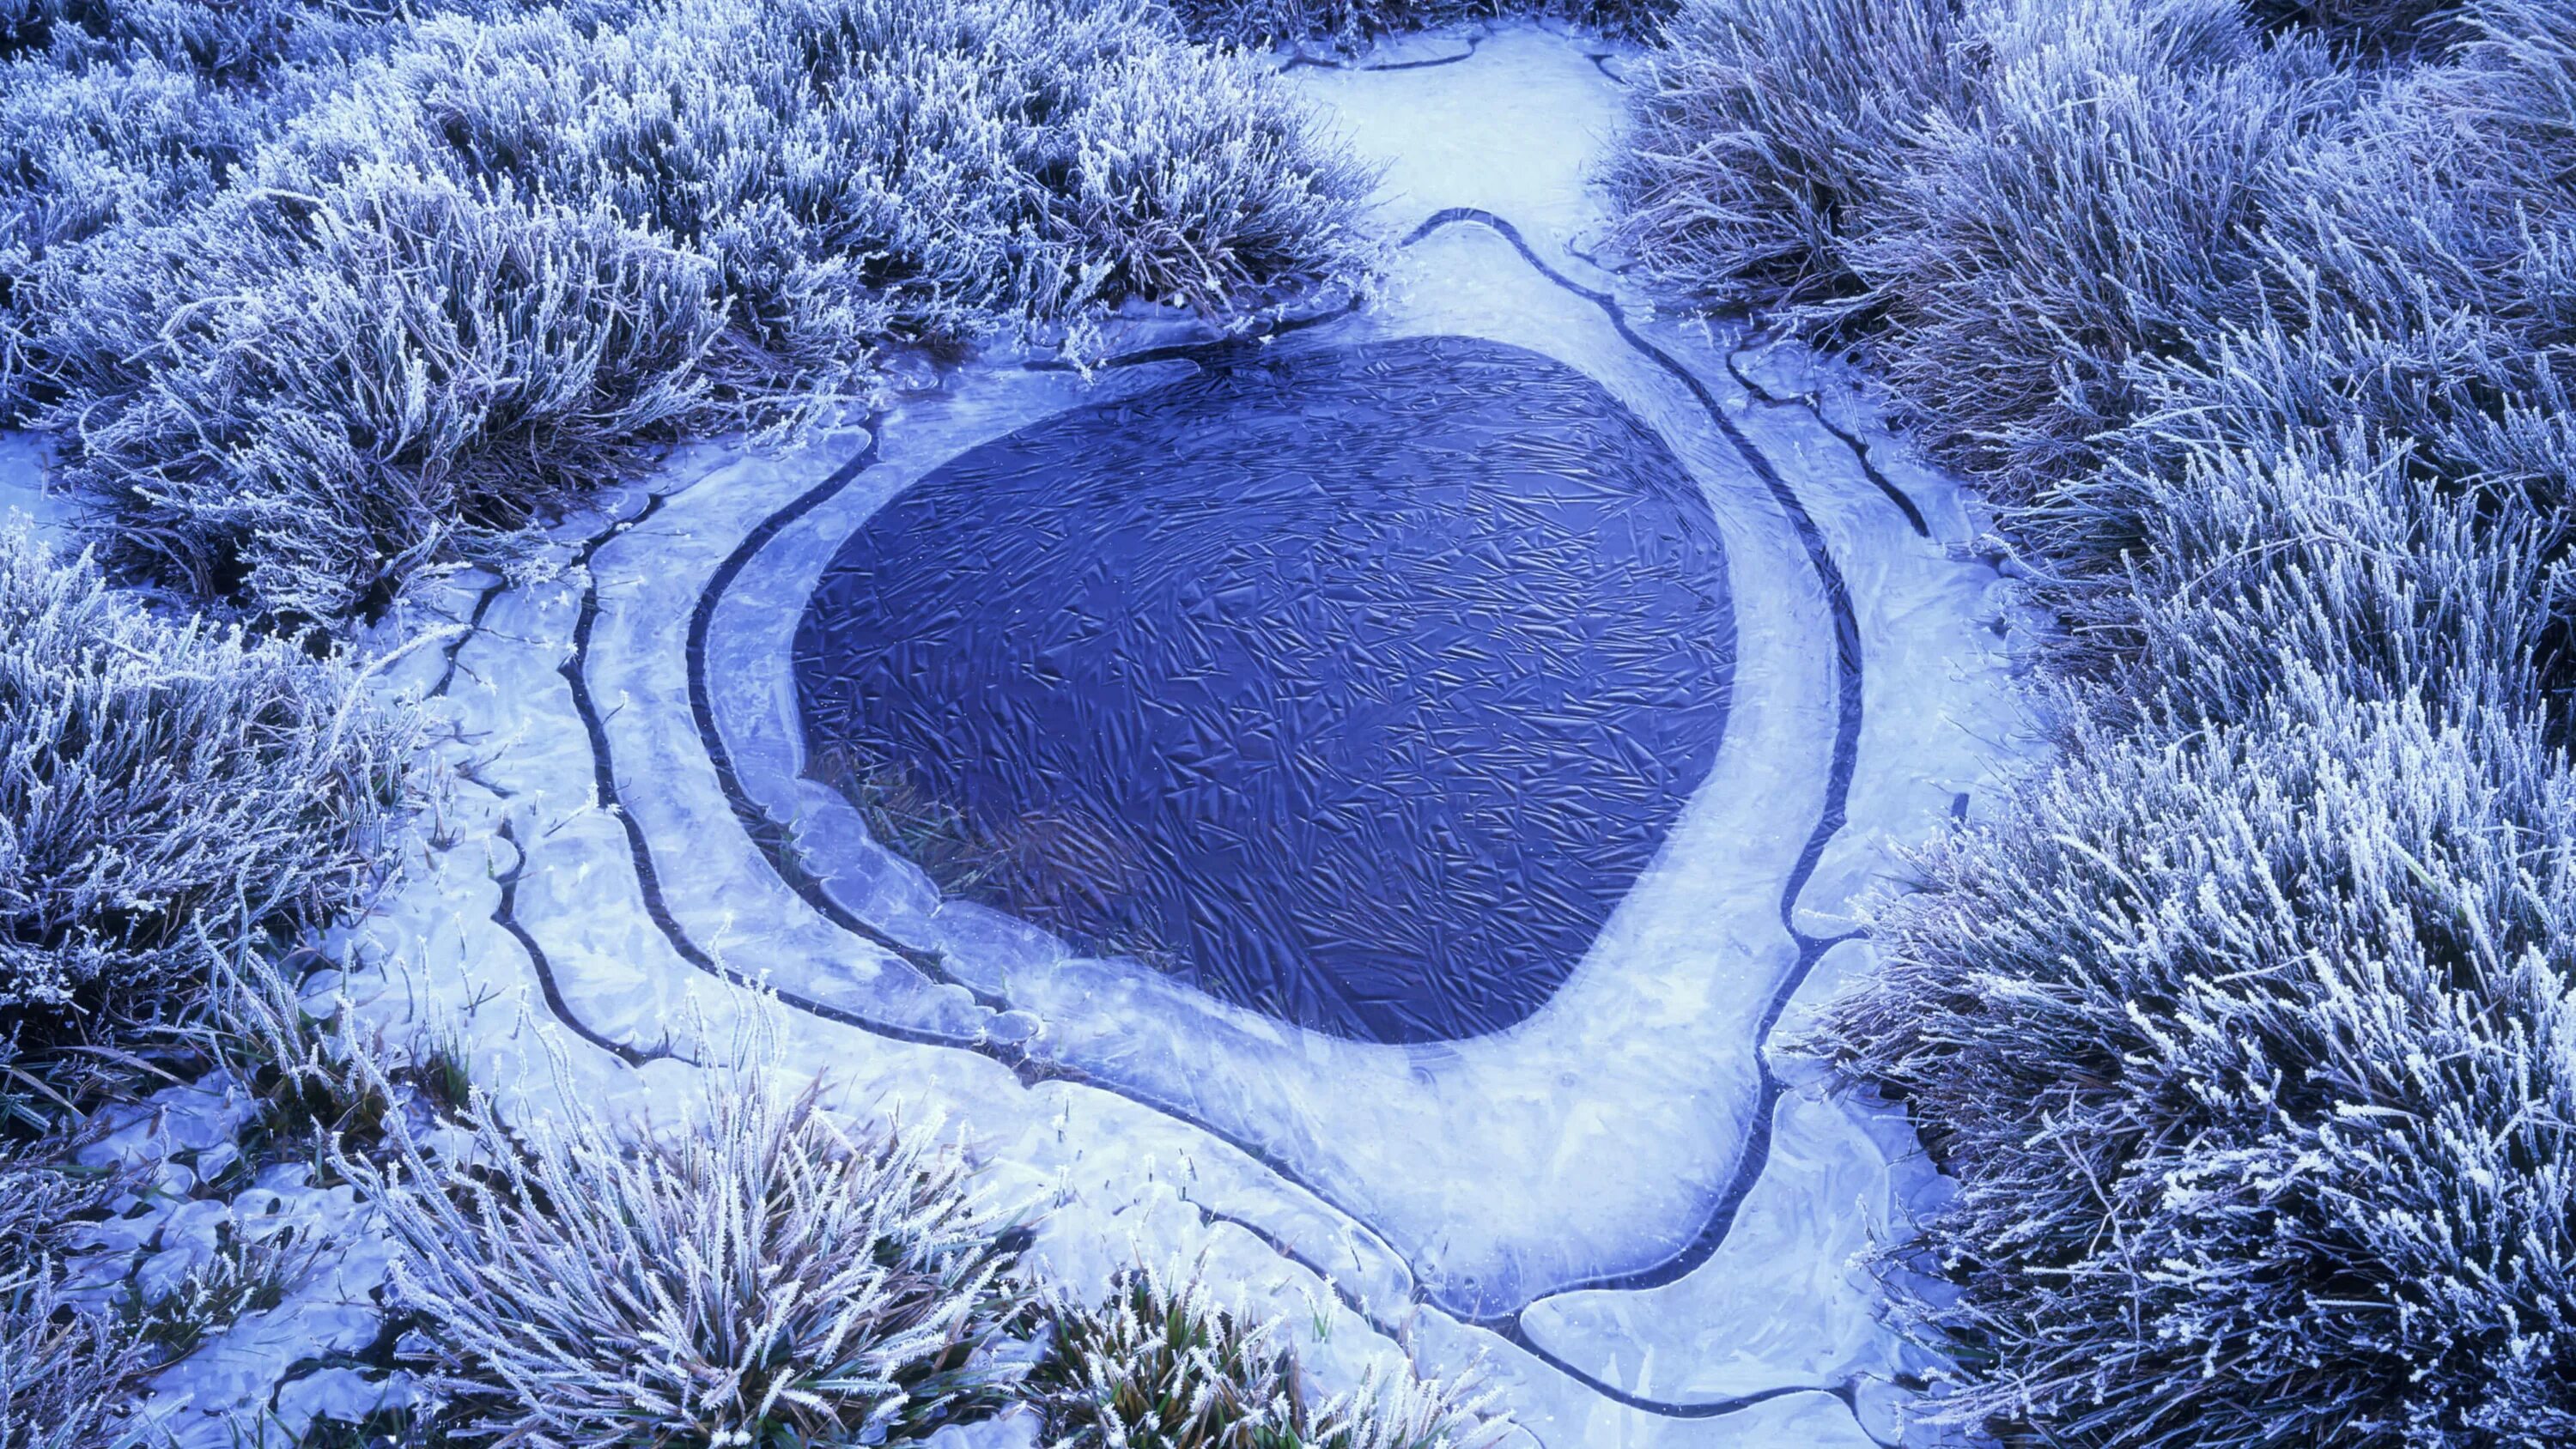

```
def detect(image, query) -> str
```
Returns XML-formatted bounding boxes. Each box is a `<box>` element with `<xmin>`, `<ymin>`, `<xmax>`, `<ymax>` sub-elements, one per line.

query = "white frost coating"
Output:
<box><xmin>325</xmin><ymin>22</ymin><xmax>2039</xmax><ymax>1447</ymax></box>
<box><xmin>1295</xmin><ymin>26</ymin><xmax>1630</xmax><ymax>276</ymax></box>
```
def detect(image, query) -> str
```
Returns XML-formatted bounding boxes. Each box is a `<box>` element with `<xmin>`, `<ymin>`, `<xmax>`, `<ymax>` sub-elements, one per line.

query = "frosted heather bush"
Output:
<box><xmin>0</xmin><ymin>524</ymin><xmax>413</xmax><ymax>1021</ymax></box>
<box><xmin>361</xmin><ymin>1058</ymin><xmax>1035</xmax><ymax>1447</ymax></box>
<box><xmin>0</xmin><ymin>1261</ymin><xmax>141</xmax><ymax>1448</ymax></box>
<box><xmin>1845</xmin><ymin>0</ymin><xmax>2348</xmax><ymax>497</ymax></box>
<box><xmin>12</xmin><ymin>0</ymin><xmax>1371</xmax><ymax>627</ymax></box>
<box><xmin>1619</xmin><ymin>0</ymin><xmax>2576</xmax><ymax>1440</ymax></box>
<box><xmin>0</xmin><ymin>0</ymin><xmax>498</xmax><ymax>411</ymax></box>
<box><xmin>2245</xmin><ymin>0</ymin><xmax>2464</xmax><ymax>55</ymax></box>
<box><xmin>35</xmin><ymin>164</ymin><xmax>742</xmax><ymax>623</ymax></box>
<box><xmin>1607</xmin><ymin>0</ymin><xmax>1960</xmax><ymax>318</ymax></box>
<box><xmin>1030</xmin><ymin>1262</ymin><xmax>1504</xmax><ymax>1449</ymax></box>
<box><xmin>1617</xmin><ymin>0</ymin><xmax>2352</xmax><ymax>498</ymax></box>
<box><xmin>276</xmin><ymin>0</ymin><xmax>1370</xmax><ymax>348</ymax></box>
<box><xmin>0</xmin><ymin>0</ymin><xmax>422</xmax><ymax>80</ymax></box>
<box><xmin>1172</xmin><ymin>0</ymin><xmax>1659</xmax><ymax>45</ymax></box>
<box><xmin>1808</xmin><ymin>679</ymin><xmax>2576</xmax><ymax>1446</ymax></box>
<box><xmin>0</xmin><ymin>55</ymin><xmax>276</xmax><ymax>410</ymax></box>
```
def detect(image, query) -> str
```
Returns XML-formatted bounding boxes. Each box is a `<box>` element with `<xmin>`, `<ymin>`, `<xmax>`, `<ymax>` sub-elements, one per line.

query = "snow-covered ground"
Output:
<box><xmin>7</xmin><ymin>25</ymin><xmax>2044</xmax><ymax>1447</ymax></box>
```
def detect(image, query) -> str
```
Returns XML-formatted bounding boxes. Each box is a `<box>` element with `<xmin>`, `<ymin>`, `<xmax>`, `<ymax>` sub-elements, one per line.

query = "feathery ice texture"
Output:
<box><xmin>0</xmin><ymin>524</ymin><xmax>412</xmax><ymax>1022</ymax></box>
<box><xmin>361</xmin><ymin>1062</ymin><xmax>1036</xmax><ymax>1447</ymax></box>
<box><xmin>1030</xmin><ymin>1263</ymin><xmax>1504</xmax><ymax>1449</ymax></box>
<box><xmin>2</xmin><ymin>0</ymin><xmax>1371</xmax><ymax>627</ymax></box>
<box><xmin>1619</xmin><ymin>0</ymin><xmax>2576</xmax><ymax>1443</ymax></box>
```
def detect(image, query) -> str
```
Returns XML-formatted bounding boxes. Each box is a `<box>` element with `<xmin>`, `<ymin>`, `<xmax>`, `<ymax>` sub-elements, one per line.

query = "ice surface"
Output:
<box><xmin>319</xmin><ymin>23</ymin><xmax>2041</xmax><ymax>1446</ymax></box>
<box><xmin>0</xmin><ymin>431</ymin><xmax>73</xmax><ymax>542</ymax></box>
<box><xmin>58</xmin><ymin>1073</ymin><xmax>410</xmax><ymax>1448</ymax></box>
<box><xmin>1519</xmin><ymin>1088</ymin><xmax>1943</xmax><ymax>1402</ymax></box>
<box><xmin>793</xmin><ymin>334</ymin><xmax>1735</xmax><ymax>1045</ymax></box>
<box><xmin>696</xmin><ymin>239</ymin><xmax>1824</xmax><ymax>1319</ymax></box>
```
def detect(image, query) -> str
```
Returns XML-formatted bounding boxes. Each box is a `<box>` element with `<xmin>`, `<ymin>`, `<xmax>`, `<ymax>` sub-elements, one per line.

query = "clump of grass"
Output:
<box><xmin>0</xmin><ymin>1143</ymin><xmax>147</xmax><ymax>1446</ymax></box>
<box><xmin>1808</xmin><ymin>678</ymin><xmax>2576</xmax><ymax>1446</ymax></box>
<box><xmin>183</xmin><ymin>939</ymin><xmax>410</xmax><ymax>1179</ymax></box>
<box><xmin>120</xmin><ymin>1218</ymin><xmax>319</xmax><ymax>1364</ymax></box>
<box><xmin>1608</xmin><ymin>0</ymin><xmax>1963</xmax><ymax>320</ymax></box>
<box><xmin>0</xmin><ymin>524</ymin><xmax>415</xmax><ymax>1073</ymax></box>
<box><xmin>1844</xmin><ymin>0</ymin><xmax>2351</xmax><ymax>495</ymax></box>
<box><xmin>808</xmin><ymin>746</ymin><xmax>1004</xmax><ymax>900</ymax></box>
<box><xmin>356</xmin><ymin>1053</ymin><xmax>1037</xmax><ymax>1446</ymax></box>
<box><xmin>1030</xmin><ymin>1262</ymin><xmax>1504</xmax><ymax>1449</ymax></box>
<box><xmin>0</xmin><ymin>1258</ymin><xmax>146</xmax><ymax>1448</ymax></box>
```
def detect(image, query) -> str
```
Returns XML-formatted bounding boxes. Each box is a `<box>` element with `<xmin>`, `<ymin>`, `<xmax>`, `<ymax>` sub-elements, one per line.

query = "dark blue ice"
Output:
<box><xmin>793</xmin><ymin>335</ymin><xmax>1733</xmax><ymax>1045</ymax></box>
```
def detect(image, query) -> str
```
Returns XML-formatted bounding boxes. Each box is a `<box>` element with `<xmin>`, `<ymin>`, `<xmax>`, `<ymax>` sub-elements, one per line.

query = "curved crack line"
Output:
<box><xmin>660</xmin><ymin>213</ymin><xmax>1893</xmax><ymax>1428</ymax></box>
<box><xmin>552</xmin><ymin>489</ymin><xmax>1060</xmax><ymax>1071</ymax></box>
<box><xmin>1184</xmin><ymin>1201</ymin><xmax>1394</xmax><ymax>1335</ymax></box>
<box><xmin>1400</xmin><ymin>209</ymin><xmax>1877</xmax><ymax>1420</ymax></box>
<box><xmin>428</xmin><ymin>573</ymin><xmax>508</xmax><ymax>700</ymax></box>
<box><xmin>1171</xmin><ymin>1197</ymin><xmax>1841</xmax><ymax>1434</ymax></box>
<box><xmin>490</xmin><ymin>817</ymin><xmax>682</xmax><ymax>1069</ymax></box>
<box><xmin>665</xmin><ymin>431</ymin><xmax>1007</xmax><ymax>1014</ymax></box>
<box><xmin>1277</xmin><ymin>27</ymin><xmax>1485</xmax><ymax>74</ymax></box>
<box><xmin>1722</xmin><ymin>348</ymin><xmax>1929</xmax><ymax>537</ymax></box>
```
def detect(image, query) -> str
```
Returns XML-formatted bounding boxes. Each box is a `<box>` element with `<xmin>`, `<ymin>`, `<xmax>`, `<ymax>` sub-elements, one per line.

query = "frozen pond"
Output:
<box><xmin>312</xmin><ymin>23</ymin><xmax>2044</xmax><ymax>1449</ymax></box>
<box><xmin>792</xmin><ymin>336</ymin><xmax>1733</xmax><ymax>1045</ymax></box>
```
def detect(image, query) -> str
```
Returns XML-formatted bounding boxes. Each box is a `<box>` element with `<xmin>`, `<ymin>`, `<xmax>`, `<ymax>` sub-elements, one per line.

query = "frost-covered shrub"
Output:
<box><xmin>2058</xmin><ymin>437</ymin><xmax>2561</xmax><ymax>727</ymax></box>
<box><xmin>0</xmin><ymin>524</ymin><xmax>413</xmax><ymax>1021</ymax></box>
<box><xmin>16</xmin><ymin>0</ymin><xmax>1369</xmax><ymax>626</ymax></box>
<box><xmin>1615</xmin><ymin>0</ymin><xmax>2350</xmax><ymax>494</ymax></box>
<box><xmin>2024</xmin><ymin>0</ymin><xmax>2576</xmax><ymax>663</ymax></box>
<box><xmin>1607</xmin><ymin>0</ymin><xmax>1959</xmax><ymax>318</ymax></box>
<box><xmin>1174</xmin><ymin>0</ymin><xmax>1658</xmax><ymax>45</ymax></box>
<box><xmin>34</xmin><ymin>165</ymin><xmax>742</xmax><ymax>624</ymax></box>
<box><xmin>1807</xmin><ymin>681</ymin><xmax>2576</xmax><ymax>1446</ymax></box>
<box><xmin>1847</xmin><ymin>0</ymin><xmax>2348</xmax><ymax>496</ymax></box>
<box><xmin>0</xmin><ymin>57</ymin><xmax>276</xmax><ymax>410</ymax></box>
<box><xmin>0</xmin><ymin>0</ymin><xmax>495</xmax><ymax>413</ymax></box>
<box><xmin>0</xmin><ymin>0</ymin><xmax>461</xmax><ymax>80</ymax></box>
<box><xmin>1030</xmin><ymin>1263</ymin><xmax>1503</xmax><ymax>1449</ymax></box>
<box><xmin>0</xmin><ymin>54</ymin><xmax>265</xmax><ymax>278</ymax></box>
<box><xmin>1621</xmin><ymin>0</ymin><xmax>2576</xmax><ymax>1440</ymax></box>
<box><xmin>278</xmin><ymin>0</ymin><xmax>1370</xmax><ymax>368</ymax></box>
<box><xmin>0</xmin><ymin>1263</ymin><xmax>140</xmax><ymax>1449</ymax></box>
<box><xmin>2246</xmin><ymin>0</ymin><xmax>2464</xmax><ymax>56</ymax></box>
<box><xmin>363</xmin><ymin>1064</ymin><xmax>1034</xmax><ymax>1447</ymax></box>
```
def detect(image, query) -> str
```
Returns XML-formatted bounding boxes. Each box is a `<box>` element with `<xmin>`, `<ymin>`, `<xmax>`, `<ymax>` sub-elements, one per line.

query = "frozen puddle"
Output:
<box><xmin>790</xmin><ymin>335</ymin><xmax>1733</xmax><ymax>1045</ymax></box>
<box><xmin>352</xmin><ymin>24</ymin><xmax>2037</xmax><ymax>1449</ymax></box>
